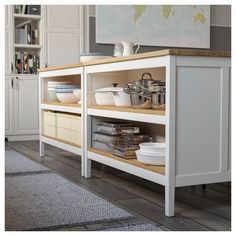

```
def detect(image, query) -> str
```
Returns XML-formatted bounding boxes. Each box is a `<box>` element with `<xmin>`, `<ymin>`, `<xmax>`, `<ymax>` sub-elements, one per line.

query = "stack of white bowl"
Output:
<box><xmin>54</xmin><ymin>85</ymin><xmax>81</xmax><ymax>103</ymax></box>
<box><xmin>135</xmin><ymin>142</ymin><xmax>165</xmax><ymax>165</ymax></box>
<box><xmin>47</xmin><ymin>81</ymin><xmax>71</xmax><ymax>102</ymax></box>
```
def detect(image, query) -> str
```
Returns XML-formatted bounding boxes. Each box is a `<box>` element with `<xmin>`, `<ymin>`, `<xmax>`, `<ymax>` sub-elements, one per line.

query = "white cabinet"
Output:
<box><xmin>44</xmin><ymin>5</ymin><xmax>82</xmax><ymax>67</ymax></box>
<box><xmin>14</xmin><ymin>76</ymin><xmax>39</xmax><ymax>135</ymax></box>
<box><xmin>5</xmin><ymin>76</ymin><xmax>14</xmax><ymax>135</ymax></box>
<box><xmin>5</xmin><ymin>5</ymin><xmax>84</xmax><ymax>140</ymax></box>
<box><xmin>5</xmin><ymin>5</ymin><xmax>12</xmax><ymax>75</ymax></box>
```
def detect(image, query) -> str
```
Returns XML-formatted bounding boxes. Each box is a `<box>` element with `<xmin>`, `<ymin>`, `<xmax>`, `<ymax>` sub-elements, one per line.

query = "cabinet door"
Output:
<box><xmin>5</xmin><ymin>76</ymin><xmax>14</xmax><ymax>135</ymax></box>
<box><xmin>5</xmin><ymin>5</ymin><xmax>13</xmax><ymax>75</ymax></box>
<box><xmin>44</xmin><ymin>5</ymin><xmax>81</xmax><ymax>67</ymax></box>
<box><xmin>14</xmin><ymin>76</ymin><xmax>39</xmax><ymax>135</ymax></box>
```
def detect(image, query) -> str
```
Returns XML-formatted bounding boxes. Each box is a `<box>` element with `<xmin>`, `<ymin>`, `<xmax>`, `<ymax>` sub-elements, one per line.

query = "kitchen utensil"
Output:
<box><xmin>121</xmin><ymin>41</ymin><xmax>140</xmax><ymax>56</ymax></box>
<box><xmin>56</xmin><ymin>93</ymin><xmax>79</xmax><ymax>103</ymax></box>
<box><xmin>94</xmin><ymin>83</ymin><xmax>131</xmax><ymax>107</ymax></box>
<box><xmin>110</xmin><ymin>83</ymin><xmax>131</xmax><ymax>107</ymax></box>
<box><xmin>135</xmin><ymin>150</ymin><xmax>165</xmax><ymax>165</ymax></box>
<box><xmin>151</xmin><ymin>92</ymin><xmax>165</xmax><ymax>109</ymax></box>
<box><xmin>139</xmin><ymin>142</ymin><xmax>165</xmax><ymax>153</ymax></box>
<box><xmin>80</xmin><ymin>53</ymin><xmax>113</xmax><ymax>62</ymax></box>
<box><xmin>94</xmin><ymin>87</ymin><xmax>115</xmax><ymax>106</ymax></box>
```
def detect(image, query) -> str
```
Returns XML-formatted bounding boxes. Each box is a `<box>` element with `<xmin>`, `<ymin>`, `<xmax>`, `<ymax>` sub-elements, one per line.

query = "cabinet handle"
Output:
<box><xmin>11</xmin><ymin>62</ymin><xmax>13</xmax><ymax>74</ymax></box>
<box><xmin>15</xmin><ymin>76</ymin><xmax>19</xmax><ymax>80</ymax></box>
<box><xmin>11</xmin><ymin>77</ymin><xmax>14</xmax><ymax>89</ymax></box>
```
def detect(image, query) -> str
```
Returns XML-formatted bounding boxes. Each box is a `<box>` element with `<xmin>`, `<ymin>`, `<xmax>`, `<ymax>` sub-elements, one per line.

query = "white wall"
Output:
<box><xmin>89</xmin><ymin>5</ymin><xmax>231</xmax><ymax>27</ymax></box>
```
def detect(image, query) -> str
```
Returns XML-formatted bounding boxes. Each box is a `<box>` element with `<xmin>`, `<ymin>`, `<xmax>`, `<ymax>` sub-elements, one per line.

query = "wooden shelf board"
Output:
<box><xmin>42</xmin><ymin>135</ymin><xmax>81</xmax><ymax>148</ymax></box>
<box><xmin>42</xmin><ymin>101</ymin><xmax>81</xmax><ymax>108</ymax></box>
<box><xmin>14</xmin><ymin>44</ymin><xmax>41</xmax><ymax>49</ymax></box>
<box><xmin>88</xmin><ymin>105</ymin><xmax>165</xmax><ymax>116</ymax></box>
<box><xmin>14</xmin><ymin>13</ymin><xmax>41</xmax><ymax>20</ymax></box>
<box><xmin>88</xmin><ymin>148</ymin><xmax>165</xmax><ymax>175</ymax></box>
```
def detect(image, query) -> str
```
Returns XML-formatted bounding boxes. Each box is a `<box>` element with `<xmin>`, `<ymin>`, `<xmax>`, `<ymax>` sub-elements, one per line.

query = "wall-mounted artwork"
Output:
<box><xmin>96</xmin><ymin>5</ymin><xmax>210</xmax><ymax>48</ymax></box>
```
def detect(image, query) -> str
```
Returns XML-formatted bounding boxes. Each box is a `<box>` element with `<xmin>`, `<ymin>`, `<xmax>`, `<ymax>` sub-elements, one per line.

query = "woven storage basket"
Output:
<box><xmin>44</xmin><ymin>111</ymin><xmax>56</xmax><ymax>126</ymax></box>
<box><xmin>70</xmin><ymin>115</ymin><xmax>81</xmax><ymax>132</ymax></box>
<box><xmin>71</xmin><ymin>131</ymin><xmax>81</xmax><ymax>145</ymax></box>
<box><xmin>44</xmin><ymin>124</ymin><xmax>56</xmax><ymax>138</ymax></box>
<box><xmin>57</xmin><ymin>113</ymin><xmax>71</xmax><ymax>129</ymax></box>
<box><xmin>57</xmin><ymin>127</ymin><xmax>72</xmax><ymax>143</ymax></box>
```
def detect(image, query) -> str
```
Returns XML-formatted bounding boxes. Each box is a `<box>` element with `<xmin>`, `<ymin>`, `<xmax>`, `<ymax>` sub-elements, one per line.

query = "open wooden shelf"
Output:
<box><xmin>42</xmin><ymin>135</ymin><xmax>81</xmax><ymax>148</ymax></box>
<box><xmin>88</xmin><ymin>105</ymin><xmax>165</xmax><ymax>115</ymax></box>
<box><xmin>42</xmin><ymin>101</ymin><xmax>81</xmax><ymax>107</ymax></box>
<box><xmin>14</xmin><ymin>13</ymin><xmax>41</xmax><ymax>20</ymax></box>
<box><xmin>88</xmin><ymin>148</ymin><xmax>165</xmax><ymax>175</ymax></box>
<box><xmin>41</xmin><ymin>102</ymin><xmax>81</xmax><ymax>114</ymax></box>
<box><xmin>14</xmin><ymin>44</ymin><xmax>42</xmax><ymax>49</ymax></box>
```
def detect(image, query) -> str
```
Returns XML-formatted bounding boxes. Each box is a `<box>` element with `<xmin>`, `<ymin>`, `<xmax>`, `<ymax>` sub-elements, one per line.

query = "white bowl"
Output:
<box><xmin>56</xmin><ymin>93</ymin><xmax>79</xmax><ymax>103</ymax></box>
<box><xmin>73</xmin><ymin>89</ymin><xmax>82</xmax><ymax>100</ymax></box>
<box><xmin>47</xmin><ymin>89</ymin><xmax>59</xmax><ymax>102</ymax></box>
<box><xmin>139</xmin><ymin>142</ymin><xmax>165</xmax><ymax>153</ymax></box>
<box><xmin>136</xmin><ymin>150</ymin><xmax>165</xmax><ymax>165</ymax></box>
<box><xmin>80</xmin><ymin>53</ymin><xmax>113</xmax><ymax>62</ymax></box>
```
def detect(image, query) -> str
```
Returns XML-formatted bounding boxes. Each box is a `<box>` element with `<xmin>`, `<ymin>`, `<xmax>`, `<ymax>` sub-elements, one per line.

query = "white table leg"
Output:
<box><xmin>165</xmin><ymin>185</ymin><xmax>175</xmax><ymax>217</ymax></box>
<box><xmin>39</xmin><ymin>141</ymin><xmax>45</xmax><ymax>157</ymax></box>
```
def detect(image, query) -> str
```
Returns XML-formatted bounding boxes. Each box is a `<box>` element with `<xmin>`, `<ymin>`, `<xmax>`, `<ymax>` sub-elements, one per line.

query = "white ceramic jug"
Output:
<box><xmin>121</xmin><ymin>41</ymin><xmax>140</xmax><ymax>56</ymax></box>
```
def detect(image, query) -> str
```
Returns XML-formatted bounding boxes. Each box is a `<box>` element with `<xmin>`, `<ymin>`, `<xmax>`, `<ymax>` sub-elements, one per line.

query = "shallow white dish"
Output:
<box><xmin>139</xmin><ymin>142</ymin><xmax>165</xmax><ymax>153</ymax></box>
<box><xmin>80</xmin><ymin>53</ymin><xmax>113</xmax><ymax>62</ymax></box>
<box><xmin>56</xmin><ymin>93</ymin><xmax>79</xmax><ymax>103</ymax></box>
<box><xmin>136</xmin><ymin>150</ymin><xmax>165</xmax><ymax>165</ymax></box>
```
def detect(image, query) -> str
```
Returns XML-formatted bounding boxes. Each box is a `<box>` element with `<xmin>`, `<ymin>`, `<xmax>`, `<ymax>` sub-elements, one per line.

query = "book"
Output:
<box><xmin>22</xmin><ymin>5</ymin><xmax>26</xmax><ymax>14</ymax></box>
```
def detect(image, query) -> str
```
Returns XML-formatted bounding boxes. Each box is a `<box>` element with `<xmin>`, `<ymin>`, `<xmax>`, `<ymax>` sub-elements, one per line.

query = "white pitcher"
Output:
<box><xmin>121</xmin><ymin>41</ymin><xmax>140</xmax><ymax>56</ymax></box>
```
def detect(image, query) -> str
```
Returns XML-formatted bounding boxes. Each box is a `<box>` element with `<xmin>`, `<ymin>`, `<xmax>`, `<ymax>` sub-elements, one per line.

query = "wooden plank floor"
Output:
<box><xmin>5</xmin><ymin>140</ymin><xmax>231</xmax><ymax>231</ymax></box>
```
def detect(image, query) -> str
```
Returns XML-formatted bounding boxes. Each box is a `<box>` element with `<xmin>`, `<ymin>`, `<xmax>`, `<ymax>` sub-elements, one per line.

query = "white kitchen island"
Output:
<box><xmin>39</xmin><ymin>49</ymin><xmax>231</xmax><ymax>217</ymax></box>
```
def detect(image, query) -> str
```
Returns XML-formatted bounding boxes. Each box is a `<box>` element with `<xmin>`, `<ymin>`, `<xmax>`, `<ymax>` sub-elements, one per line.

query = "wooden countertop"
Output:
<box><xmin>38</xmin><ymin>49</ymin><xmax>231</xmax><ymax>73</ymax></box>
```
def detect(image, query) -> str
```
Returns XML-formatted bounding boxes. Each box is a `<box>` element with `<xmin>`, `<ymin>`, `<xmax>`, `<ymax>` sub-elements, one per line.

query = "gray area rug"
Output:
<box><xmin>101</xmin><ymin>223</ymin><xmax>163</xmax><ymax>231</ymax></box>
<box><xmin>5</xmin><ymin>150</ymin><xmax>50</xmax><ymax>176</ymax></box>
<box><xmin>5</xmin><ymin>173</ymin><xmax>134</xmax><ymax>231</ymax></box>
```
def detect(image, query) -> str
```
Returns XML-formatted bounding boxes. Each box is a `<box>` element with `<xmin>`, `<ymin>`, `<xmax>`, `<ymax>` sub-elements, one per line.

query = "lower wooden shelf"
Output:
<box><xmin>88</xmin><ymin>148</ymin><xmax>165</xmax><ymax>175</ymax></box>
<box><xmin>42</xmin><ymin>134</ymin><xmax>81</xmax><ymax>148</ymax></box>
<box><xmin>88</xmin><ymin>105</ymin><xmax>165</xmax><ymax>116</ymax></box>
<box><xmin>42</xmin><ymin>101</ymin><xmax>81</xmax><ymax>107</ymax></box>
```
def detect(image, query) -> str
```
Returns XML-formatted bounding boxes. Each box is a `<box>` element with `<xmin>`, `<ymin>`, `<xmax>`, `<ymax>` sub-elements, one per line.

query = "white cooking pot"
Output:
<box><xmin>94</xmin><ymin>84</ymin><xmax>131</xmax><ymax>107</ymax></box>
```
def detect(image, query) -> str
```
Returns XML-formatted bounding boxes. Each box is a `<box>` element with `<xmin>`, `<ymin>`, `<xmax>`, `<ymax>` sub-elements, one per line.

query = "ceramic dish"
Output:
<box><xmin>80</xmin><ymin>53</ymin><xmax>113</xmax><ymax>62</ymax></box>
<box><xmin>135</xmin><ymin>150</ymin><xmax>165</xmax><ymax>165</ymax></box>
<box><xmin>139</xmin><ymin>142</ymin><xmax>165</xmax><ymax>153</ymax></box>
<box><xmin>56</xmin><ymin>93</ymin><xmax>79</xmax><ymax>103</ymax></box>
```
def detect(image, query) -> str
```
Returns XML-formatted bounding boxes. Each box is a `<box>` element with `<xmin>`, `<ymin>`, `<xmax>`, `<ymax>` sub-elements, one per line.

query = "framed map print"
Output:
<box><xmin>96</xmin><ymin>5</ymin><xmax>210</xmax><ymax>48</ymax></box>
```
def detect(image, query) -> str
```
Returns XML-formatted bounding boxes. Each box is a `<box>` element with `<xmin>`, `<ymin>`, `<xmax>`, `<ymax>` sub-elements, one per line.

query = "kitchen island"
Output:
<box><xmin>39</xmin><ymin>49</ymin><xmax>231</xmax><ymax>216</ymax></box>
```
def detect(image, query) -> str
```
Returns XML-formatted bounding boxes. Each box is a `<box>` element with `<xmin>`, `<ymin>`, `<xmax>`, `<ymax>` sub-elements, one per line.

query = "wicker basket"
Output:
<box><xmin>44</xmin><ymin>111</ymin><xmax>56</xmax><ymax>126</ymax></box>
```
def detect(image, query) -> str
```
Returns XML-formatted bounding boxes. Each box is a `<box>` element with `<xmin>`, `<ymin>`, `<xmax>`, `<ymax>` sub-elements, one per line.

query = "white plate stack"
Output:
<box><xmin>136</xmin><ymin>142</ymin><xmax>165</xmax><ymax>165</ymax></box>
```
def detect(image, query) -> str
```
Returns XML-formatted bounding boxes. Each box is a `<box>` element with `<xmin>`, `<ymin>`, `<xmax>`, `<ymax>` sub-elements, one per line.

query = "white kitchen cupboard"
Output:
<box><xmin>5</xmin><ymin>5</ymin><xmax>85</xmax><ymax>140</ymax></box>
<box><xmin>43</xmin><ymin>5</ymin><xmax>84</xmax><ymax>67</ymax></box>
<box><xmin>38</xmin><ymin>49</ymin><xmax>231</xmax><ymax>217</ymax></box>
<box><xmin>14</xmin><ymin>75</ymin><xmax>39</xmax><ymax>135</ymax></box>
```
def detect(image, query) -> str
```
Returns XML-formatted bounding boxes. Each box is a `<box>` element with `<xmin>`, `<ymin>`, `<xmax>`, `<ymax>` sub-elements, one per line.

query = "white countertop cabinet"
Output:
<box><xmin>39</xmin><ymin>50</ymin><xmax>231</xmax><ymax>217</ymax></box>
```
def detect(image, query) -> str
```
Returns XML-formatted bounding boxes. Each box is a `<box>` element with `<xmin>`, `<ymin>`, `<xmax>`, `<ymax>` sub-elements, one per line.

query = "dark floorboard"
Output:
<box><xmin>5</xmin><ymin>141</ymin><xmax>231</xmax><ymax>231</ymax></box>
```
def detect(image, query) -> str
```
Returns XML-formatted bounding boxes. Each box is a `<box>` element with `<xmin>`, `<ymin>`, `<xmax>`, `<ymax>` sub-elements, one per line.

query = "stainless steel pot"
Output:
<box><xmin>151</xmin><ymin>92</ymin><xmax>165</xmax><ymax>109</ymax></box>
